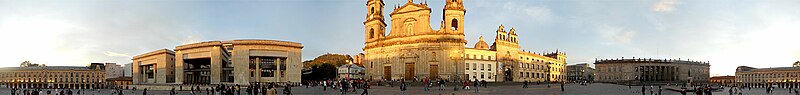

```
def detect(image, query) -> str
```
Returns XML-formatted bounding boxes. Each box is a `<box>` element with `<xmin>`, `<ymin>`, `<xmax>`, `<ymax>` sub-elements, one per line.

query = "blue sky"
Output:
<box><xmin>1</xmin><ymin>0</ymin><xmax>799</xmax><ymax>76</ymax></box>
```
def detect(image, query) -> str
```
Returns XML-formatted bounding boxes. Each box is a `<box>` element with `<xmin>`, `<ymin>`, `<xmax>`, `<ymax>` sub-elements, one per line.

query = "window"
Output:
<box><xmin>367</xmin><ymin>28</ymin><xmax>375</xmax><ymax>39</ymax></box>
<box><xmin>488</xmin><ymin>64</ymin><xmax>492</xmax><ymax>71</ymax></box>
<box><xmin>480</xmin><ymin>64</ymin><xmax>485</xmax><ymax>70</ymax></box>
<box><xmin>465</xmin><ymin>63</ymin><xmax>469</xmax><ymax>70</ymax></box>
<box><xmin>259</xmin><ymin>57</ymin><xmax>277</xmax><ymax>77</ymax></box>
<box><xmin>143</xmin><ymin>65</ymin><xmax>154</xmax><ymax>79</ymax></box>
<box><xmin>472</xmin><ymin>63</ymin><xmax>477</xmax><ymax>70</ymax></box>
<box><xmin>451</xmin><ymin>19</ymin><xmax>458</xmax><ymax>30</ymax></box>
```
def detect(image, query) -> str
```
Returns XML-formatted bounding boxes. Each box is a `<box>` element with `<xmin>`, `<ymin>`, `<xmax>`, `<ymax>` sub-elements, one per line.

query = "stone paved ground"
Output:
<box><xmin>0</xmin><ymin>83</ymin><xmax>797</xmax><ymax>95</ymax></box>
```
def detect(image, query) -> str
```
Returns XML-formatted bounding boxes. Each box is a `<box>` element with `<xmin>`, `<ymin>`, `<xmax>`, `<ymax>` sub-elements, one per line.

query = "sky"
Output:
<box><xmin>1</xmin><ymin>0</ymin><xmax>799</xmax><ymax>76</ymax></box>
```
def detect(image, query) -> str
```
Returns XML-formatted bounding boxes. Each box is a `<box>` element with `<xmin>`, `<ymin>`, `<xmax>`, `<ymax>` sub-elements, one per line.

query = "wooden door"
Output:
<box><xmin>404</xmin><ymin>63</ymin><xmax>415</xmax><ymax>80</ymax></box>
<box><xmin>384</xmin><ymin>66</ymin><xmax>391</xmax><ymax>79</ymax></box>
<box><xmin>430</xmin><ymin>65</ymin><xmax>439</xmax><ymax>79</ymax></box>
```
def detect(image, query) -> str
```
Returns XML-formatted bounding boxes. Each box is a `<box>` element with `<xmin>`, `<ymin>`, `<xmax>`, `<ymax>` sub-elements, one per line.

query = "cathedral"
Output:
<box><xmin>362</xmin><ymin>0</ymin><xmax>567</xmax><ymax>82</ymax></box>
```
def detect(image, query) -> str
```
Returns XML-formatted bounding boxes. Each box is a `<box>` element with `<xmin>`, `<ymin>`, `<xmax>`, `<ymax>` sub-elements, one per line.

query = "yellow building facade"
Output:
<box><xmin>362</xmin><ymin>0</ymin><xmax>566</xmax><ymax>82</ymax></box>
<box><xmin>736</xmin><ymin>65</ymin><xmax>800</xmax><ymax>88</ymax></box>
<box><xmin>0</xmin><ymin>64</ymin><xmax>106</xmax><ymax>89</ymax></box>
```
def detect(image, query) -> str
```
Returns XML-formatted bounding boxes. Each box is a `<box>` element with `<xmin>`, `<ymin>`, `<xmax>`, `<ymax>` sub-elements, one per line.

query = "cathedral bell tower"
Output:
<box><xmin>443</xmin><ymin>0</ymin><xmax>465</xmax><ymax>34</ymax></box>
<box><xmin>365</xmin><ymin>0</ymin><xmax>386</xmax><ymax>41</ymax></box>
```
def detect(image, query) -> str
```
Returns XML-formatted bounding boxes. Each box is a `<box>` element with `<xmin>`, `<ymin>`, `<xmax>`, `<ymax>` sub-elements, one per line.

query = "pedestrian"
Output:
<box><xmin>360</xmin><ymin>84</ymin><xmax>368</xmax><ymax>95</ymax></box>
<box><xmin>474</xmin><ymin>80</ymin><xmax>479</xmax><ymax>93</ymax></box>
<box><xmin>560</xmin><ymin>82</ymin><xmax>565</xmax><ymax>92</ymax></box>
<box><xmin>523</xmin><ymin>81</ymin><xmax>528</xmax><ymax>88</ymax></box>
<box><xmin>400</xmin><ymin>80</ymin><xmax>407</xmax><ymax>95</ymax></box>
<box><xmin>482</xmin><ymin>80</ymin><xmax>487</xmax><ymax>88</ymax></box>
<box><xmin>658</xmin><ymin>86</ymin><xmax>662</xmax><ymax>95</ymax></box>
<box><xmin>171</xmin><ymin>87</ymin><xmax>176</xmax><ymax>95</ymax></box>
<box><xmin>142</xmin><ymin>88</ymin><xmax>147</xmax><ymax>95</ymax></box>
<box><xmin>464</xmin><ymin>80</ymin><xmax>470</xmax><ymax>90</ymax></box>
<box><xmin>641</xmin><ymin>86</ymin><xmax>646</xmax><ymax>95</ymax></box>
<box><xmin>424</xmin><ymin>78</ymin><xmax>429</xmax><ymax>91</ymax></box>
<box><xmin>438</xmin><ymin>80</ymin><xmax>445</xmax><ymax>91</ymax></box>
<box><xmin>284</xmin><ymin>84</ymin><xmax>292</xmax><ymax>95</ymax></box>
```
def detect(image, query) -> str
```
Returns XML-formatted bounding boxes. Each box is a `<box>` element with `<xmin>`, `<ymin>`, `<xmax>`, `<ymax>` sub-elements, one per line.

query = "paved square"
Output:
<box><xmin>0</xmin><ymin>83</ymin><xmax>797</xmax><ymax>95</ymax></box>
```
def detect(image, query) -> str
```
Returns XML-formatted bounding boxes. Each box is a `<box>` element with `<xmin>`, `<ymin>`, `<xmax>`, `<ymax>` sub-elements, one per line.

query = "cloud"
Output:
<box><xmin>653</xmin><ymin>0</ymin><xmax>679</xmax><ymax>12</ymax></box>
<box><xmin>597</xmin><ymin>24</ymin><xmax>636</xmax><ymax>44</ymax></box>
<box><xmin>501</xmin><ymin>2</ymin><xmax>553</xmax><ymax>22</ymax></box>
<box><xmin>104</xmin><ymin>51</ymin><xmax>131</xmax><ymax>57</ymax></box>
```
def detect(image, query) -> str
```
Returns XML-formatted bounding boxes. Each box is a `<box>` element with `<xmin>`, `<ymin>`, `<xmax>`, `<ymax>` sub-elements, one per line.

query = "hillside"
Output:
<box><xmin>303</xmin><ymin>53</ymin><xmax>352</xmax><ymax>68</ymax></box>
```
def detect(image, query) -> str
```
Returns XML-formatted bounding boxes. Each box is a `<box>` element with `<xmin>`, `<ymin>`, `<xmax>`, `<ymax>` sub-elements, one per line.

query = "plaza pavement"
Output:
<box><xmin>0</xmin><ymin>83</ymin><xmax>797</xmax><ymax>95</ymax></box>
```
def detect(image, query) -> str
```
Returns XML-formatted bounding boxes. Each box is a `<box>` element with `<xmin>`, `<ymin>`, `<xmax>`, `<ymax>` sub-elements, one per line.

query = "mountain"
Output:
<box><xmin>303</xmin><ymin>53</ymin><xmax>352</xmax><ymax>68</ymax></box>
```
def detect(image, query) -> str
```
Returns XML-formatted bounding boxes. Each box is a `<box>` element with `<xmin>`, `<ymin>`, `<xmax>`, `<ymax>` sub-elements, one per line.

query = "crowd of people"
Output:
<box><xmin>9</xmin><ymin>87</ymin><xmax>97</xmax><ymax>95</ymax></box>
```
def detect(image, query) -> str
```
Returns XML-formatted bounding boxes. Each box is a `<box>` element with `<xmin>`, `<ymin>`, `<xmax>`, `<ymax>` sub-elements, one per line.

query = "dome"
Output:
<box><xmin>474</xmin><ymin>36</ymin><xmax>489</xmax><ymax>50</ymax></box>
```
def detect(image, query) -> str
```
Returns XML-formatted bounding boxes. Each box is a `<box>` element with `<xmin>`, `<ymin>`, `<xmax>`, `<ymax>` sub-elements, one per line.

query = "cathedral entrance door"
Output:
<box><xmin>430</xmin><ymin>65</ymin><xmax>439</xmax><ymax>79</ymax></box>
<box><xmin>384</xmin><ymin>66</ymin><xmax>391</xmax><ymax>79</ymax></box>
<box><xmin>405</xmin><ymin>63</ymin><xmax>415</xmax><ymax>80</ymax></box>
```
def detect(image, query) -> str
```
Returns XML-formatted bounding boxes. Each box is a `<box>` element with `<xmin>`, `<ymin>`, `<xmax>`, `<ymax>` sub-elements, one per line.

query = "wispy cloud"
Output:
<box><xmin>597</xmin><ymin>24</ymin><xmax>636</xmax><ymax>44</ymax></box>
<box><xmin>653</xmin><ymin>0</ymin><xmax>680</xmax><ymax>12</ymax></box>
<box><xmin>104</xmin><ymin>51</ymin><xmax>131</xmax><ymax>57</ymax></box>
<box><xmin>501</xmin><ymin>2</ymin><xmax>553</xmax><ymax>22</ymax></box>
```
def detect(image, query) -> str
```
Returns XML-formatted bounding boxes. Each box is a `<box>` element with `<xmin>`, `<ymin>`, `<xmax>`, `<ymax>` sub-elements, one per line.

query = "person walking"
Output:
<box><xmin>560</xmin><ymin>82</ymin><xmax>565</xmax><ymax>92</ymax></box>
<box><xmin>641</xmin><ymin>86</ymin><xmax>646</xmax><ymax>95</ymax></box>
<box><xmin>283</xmin><ymin>85</ymin><xmax>292</xmax><ymax>95</ymax></box>
<box><xmin>474</xmin><ymin>80</ymin><xmax>479</xmax><ymax>93</ymax></box>
<box><xmin>142</xmin><ymin>88</ymin><xmax>147</xmax><ymax>95</ymax></box>
<box><xmin>523</xmin><ymin>81</ymin><xmax>528</xmax><ymax>88</ymax></box>
<box><xmin>400</xmin><ymin>80</ymin><xmax>407</xmax><ymax>95</ymax></box>
<box><xmin>438</xmin><ymin>80</ymin><xmax>445</xmax><ymax>91</ymax></box>
<box><xmin>360</xmin><ymin>84</ymin><xmax>368</xmax><ymax>95</ymax></box>
<box><xmin>658</xmin><ymin>86</ymin><xmax>662</xmax><ymax>95</ymax></box>
<box><xmin>482</xmin><ymin>80</ymin><xmax>488</xmax><ymax>88</ymax></box>
<box><xmin>171</xmin><ymin>87</ymin><xmax>176</xmax><ymax>95</ymax></box>
<box><xmin>424</xmin><ymin>78</ymin><xmax>429</xmax><ymax>91</ymax></box>
<box><xmin>464</xmin><ymin>80</ymin><xmax>470</xmax><ymax>90</ymax></box>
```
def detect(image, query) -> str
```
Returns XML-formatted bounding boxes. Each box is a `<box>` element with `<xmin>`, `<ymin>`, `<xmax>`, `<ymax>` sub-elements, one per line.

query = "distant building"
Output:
<box><xmin>338</xmin><ymin>64</ymin><xmax>365</xmax><ymax>80</ymax></box>
<box><xmin>123</xmin><ymin>63</ymin><xmax>132</xmax><ymax>77</ymax></box>
<box><xmin>710</xmin><ymin>76</ymin><xmax>735</xmax><ymax>86</ymax></box>
<box><xmin>567</xmin><ymin>63</ymin><xmax>594</xmax><ymax>82</ymax></box>
<box><xmin>105</xmin><ymin>77</ymin><xmax>132</xmax><ymax>89</ymax></box>
<box><xmin>0</xmin><ymin>63</ymin><xmax>106</xmax><ymax>89</ymax></box>
<box><xmin>103</xmin><ymin>63</ymin><xmax>124</xmax><ymax>79</ymax></box>
<box><xmin>594</xmin><ymin>58</ymin><xmax>710</xmax><ymax>85</ymax></box>
<box><xmin>132</xmin><ymin>39</ymin><xmax>303</xmax><ymax>87</ymax></box>
<box><xmin>735</xmin><ymin>64</ymin><xmax>800</xmax><ymax>88</ymax></box>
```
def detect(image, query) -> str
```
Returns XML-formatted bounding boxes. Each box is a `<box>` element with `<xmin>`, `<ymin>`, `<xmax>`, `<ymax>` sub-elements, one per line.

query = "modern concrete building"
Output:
<box><xmin>0</xmin><ymin>63</ymin><xmax>106</xmax><ymax>89</ymax></box>
<box><xmin>104</xmin><ymin>63</ymin><xmax>124</xmax><ymax>79</ymax></box>
<box><xmin>594</xmin><ymin>58</ymin><xmax>710</xmax><ymax>85</ymax></box>
<box><xmin>361</xmin><ymin>0</ymin><xmax>567</xmax><ymax>82</ymax></box>
<box><xmin>132</xmin><ymin>49</ymin><xmax>176</xmax><ymax>84</ymax></box>
<box><xmin>123</xmin><ymin>63</ymin><xmax>132</xmax><ymax>77</ymax></box>
<box><xmin>132</xmin><ymin>39</ymin><xmax>303</xmax><ymax>86</ymax></box>
<box><xmin>567</xmin><ymin>63</ymin><xmax>594</xmax><ymax>82</ymax></box>
<box><xmin>735</xmin><ymin>64</ymin><xmax>800</xmax><ymax>88</ymax></box>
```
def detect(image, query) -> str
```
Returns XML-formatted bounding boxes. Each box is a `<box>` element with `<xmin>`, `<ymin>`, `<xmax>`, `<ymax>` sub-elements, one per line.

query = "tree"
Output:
<box><xmin>302</xmin><ymin>62</ymin><xmax>338</xmax><ymax>81</ymax></box>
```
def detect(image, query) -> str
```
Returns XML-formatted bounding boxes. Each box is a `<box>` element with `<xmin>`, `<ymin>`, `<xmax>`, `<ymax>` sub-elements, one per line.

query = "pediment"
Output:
<box><xmin>391</xmin><ymin>3</ymin><xmax>431</xmax><ymax>15</ymax></box>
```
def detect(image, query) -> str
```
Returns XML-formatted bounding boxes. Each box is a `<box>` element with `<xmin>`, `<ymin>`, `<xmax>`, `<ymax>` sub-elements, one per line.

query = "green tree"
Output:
<box><xmin>302</xmin><ymin>62</ymin><xmax>338</xmax><ymax>81</ymax></box>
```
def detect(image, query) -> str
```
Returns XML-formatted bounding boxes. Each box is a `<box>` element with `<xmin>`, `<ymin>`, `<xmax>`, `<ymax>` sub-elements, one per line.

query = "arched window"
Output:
<box><xmin>369</xmin><ymin>28</ymin><xmax>374</xmax><ymax>39</ymax></box>
<box><xmin>451</xmin><ymin>19</ymin><xmax>458</xmax><ymax>30</ymax></box>
<box><xmin>371</xmin><ymin>7</ymin><xmax>374</xmax><ymax>13</ymax></box>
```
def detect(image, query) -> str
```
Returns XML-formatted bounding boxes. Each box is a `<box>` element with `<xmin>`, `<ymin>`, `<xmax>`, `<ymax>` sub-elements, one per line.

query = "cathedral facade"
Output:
<box><xmin>362</xmin><ymin>0</ymin><xmax>566</xmax><ymax>82</ymax></box>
